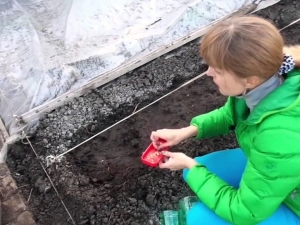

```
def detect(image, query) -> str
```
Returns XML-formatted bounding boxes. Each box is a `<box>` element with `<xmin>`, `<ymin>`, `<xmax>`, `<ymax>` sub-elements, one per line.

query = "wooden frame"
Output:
<box><xmin>0</xmin><ymin>117</ymin><xmax>11</xmax><ymax>163</ymax></box>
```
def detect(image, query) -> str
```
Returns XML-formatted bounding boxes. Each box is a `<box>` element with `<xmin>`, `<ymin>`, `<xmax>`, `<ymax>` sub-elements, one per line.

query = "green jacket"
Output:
<box><xmin>188</xmin><ymin>68</ymin><xmax>300</xmax><ymax>225</ymax></box>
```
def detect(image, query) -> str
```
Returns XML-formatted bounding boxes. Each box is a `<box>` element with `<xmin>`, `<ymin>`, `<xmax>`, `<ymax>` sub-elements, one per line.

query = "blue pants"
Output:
<box><xmin>182</xmin><ymin>148</ymin><xmax>300</xmax><ymax>225</ymax></box>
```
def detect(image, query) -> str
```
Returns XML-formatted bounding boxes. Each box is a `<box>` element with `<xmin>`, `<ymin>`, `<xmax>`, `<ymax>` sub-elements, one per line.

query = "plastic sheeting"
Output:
<box><xmin>0</xmin><ymin>0</ymin><xmax>278</xmax><ymax>135</ymax></box>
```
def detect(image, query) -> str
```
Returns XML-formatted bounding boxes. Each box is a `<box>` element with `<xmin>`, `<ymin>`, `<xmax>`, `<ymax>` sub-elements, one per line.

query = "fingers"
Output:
<box><xmin>159</xmin><ymin>158</ymin><xmax>172</xmax><ymax>169</ymax></box>
<box><xmin>150</xmin><ymin>131</ymin><xmax>158</xmax><ymax>142</ymax></box>
<box><xmin>157</xmin><ymin>142</ymin><xmax>170</xmax><ymax>150</ymax></box>
<box><xmin>150</xmin><ymin>131</ymin><xmax>160</xmax><ymax>148</ymax></box>
<box><xmin>161</xmin><ymin>151</ymin><xmax>174</xmax><ymax>157</ymax></box>
<box><xmin>159</xmin><ymin>158</ymin><xmax>179</xmax><ymax>171</ymax></box>
<box><xmin>159</xmin><ymin>153</ymin><xmax>175</xmax><ymax>169</ymax></box>
<box><xmin>151</xmin><ymin>131</ymin><xmax>172</xmax><ymax>149</ymax></box>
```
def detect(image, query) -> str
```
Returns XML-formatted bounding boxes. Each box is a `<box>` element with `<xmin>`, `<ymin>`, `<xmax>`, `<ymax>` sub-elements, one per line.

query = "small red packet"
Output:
<box><xmin>141</xmin><ymin>139</ymin><xmax>170</xmax><ymax>167</ymax></box>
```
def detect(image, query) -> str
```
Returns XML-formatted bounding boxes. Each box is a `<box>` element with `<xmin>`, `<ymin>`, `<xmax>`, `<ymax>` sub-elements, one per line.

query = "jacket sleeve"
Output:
<box><xmin>186</xmin><ymin>126</ymin><xmax>300</xmax><ymax>225</ymax></box>
<box><xmin>190</xmin><ymin>97</ymin><xmax>234</xmax><ymax>139</ymax></box>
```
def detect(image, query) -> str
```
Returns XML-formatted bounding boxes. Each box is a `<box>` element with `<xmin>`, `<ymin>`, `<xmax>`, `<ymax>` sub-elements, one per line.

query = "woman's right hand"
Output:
<box><xmin>150</xmin><ymin>126</ymin><xmax>198</xmax><ymax>149</ymax></box>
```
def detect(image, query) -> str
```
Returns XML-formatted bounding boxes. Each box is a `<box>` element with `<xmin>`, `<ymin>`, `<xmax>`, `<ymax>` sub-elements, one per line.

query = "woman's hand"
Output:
<box><xmin>159</xmin><ymin>151</ymin><xmax>198</xmax><ymax>170</ymax></box>
<box><xmin>150</xmin><ymin>126</ymin><xmax>198</xmax><ymax>149</ymax></box>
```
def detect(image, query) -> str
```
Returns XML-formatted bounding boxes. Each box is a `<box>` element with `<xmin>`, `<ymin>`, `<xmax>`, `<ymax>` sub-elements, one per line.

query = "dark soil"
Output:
<box><xmin>6</xmin><ymin>1</ymin><xmax>300</xmax><ymax>225</ymax></box>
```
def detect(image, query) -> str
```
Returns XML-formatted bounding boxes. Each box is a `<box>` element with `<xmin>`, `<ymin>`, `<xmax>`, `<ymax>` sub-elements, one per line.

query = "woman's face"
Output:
<box><xmin>206</xmin><ymin>66</ymin><xmax>249</xmax><ymax>96</ymax></box>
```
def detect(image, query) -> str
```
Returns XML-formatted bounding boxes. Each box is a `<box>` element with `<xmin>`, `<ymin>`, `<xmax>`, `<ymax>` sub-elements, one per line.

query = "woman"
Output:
<box><xmin>150</xmin><ymin>15</ymin><xmax>300</xmax><ymax>225</ymax></box>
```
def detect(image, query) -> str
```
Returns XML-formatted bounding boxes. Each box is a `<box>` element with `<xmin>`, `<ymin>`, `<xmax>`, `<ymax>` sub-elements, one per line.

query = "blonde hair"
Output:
<box><xmin>200</xmin><ymin>15</ymin><xmax>300</xmax><ymax>79</ymax></box>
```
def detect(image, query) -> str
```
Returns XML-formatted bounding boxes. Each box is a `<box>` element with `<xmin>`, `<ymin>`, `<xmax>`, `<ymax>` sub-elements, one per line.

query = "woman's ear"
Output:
<box><xmin>245</xmin><ymin>76</ymin><xmax>264</xmax><ymax>90</ymax></box>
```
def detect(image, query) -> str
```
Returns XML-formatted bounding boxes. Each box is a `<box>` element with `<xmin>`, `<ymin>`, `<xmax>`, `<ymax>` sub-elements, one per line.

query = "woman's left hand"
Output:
<box><xmin>159</xmin><ymin>151</ymin><xmax>198</xmax><ymax>170</ymax></box>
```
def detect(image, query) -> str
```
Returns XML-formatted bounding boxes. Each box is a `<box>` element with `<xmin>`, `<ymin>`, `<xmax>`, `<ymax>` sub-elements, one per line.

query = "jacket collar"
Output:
<box><xmin>235</xmin><ymin>69</ymin><xmax>300</xmax><ymax>124</ymax></box>
<box><xmin>236</xmin><ymin>74</ymin><xmax>283</xmax><ymax>111</ymax></box>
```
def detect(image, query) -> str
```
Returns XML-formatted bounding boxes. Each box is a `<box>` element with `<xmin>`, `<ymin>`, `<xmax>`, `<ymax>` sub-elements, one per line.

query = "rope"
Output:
<box><xmin>279</xmin><ymin>17</ymin><xmax>300</xmax><ymax>31</ymax></box>
<box><xmin>22</xmin><ymin>132</ymin><xmax>76</xmax><ymax>225</ymax></box>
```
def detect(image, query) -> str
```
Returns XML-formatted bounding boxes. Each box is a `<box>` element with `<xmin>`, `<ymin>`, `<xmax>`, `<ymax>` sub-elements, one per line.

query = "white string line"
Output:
<box><xmin>23</xmin><ymin>133</ymin><xmax>76</xmax><ymax>225</ymax></box>
<box><xmin>49</xmin><ymin>15</ymin><xmax>300</xmax><ymax>163</ymax></box>
<box><xmin>53</xmin><ymin>71</ymin><xmax>207</xmax><ymax>160</ymax></box>
<box><xmin>279</xmin><ymin>17</ymin><xmax>300</xmax><ymax>31</ymax></box>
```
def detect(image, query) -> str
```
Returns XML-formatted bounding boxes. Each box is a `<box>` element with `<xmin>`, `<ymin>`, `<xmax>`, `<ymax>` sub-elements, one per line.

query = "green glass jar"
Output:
<box><xmin>178</xmin><ymin>196</ymin><xmax>198</xmax><ymax>225</ymax></box>
<box><xmin>160</xmin><ymin>210</ymin><xmax>179</xmax><ymax>225</ymax></box>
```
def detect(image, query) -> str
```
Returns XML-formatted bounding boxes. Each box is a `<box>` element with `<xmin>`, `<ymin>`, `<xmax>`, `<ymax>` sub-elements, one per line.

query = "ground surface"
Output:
<box><xmin>5</xmin><ymin>1</ymin><xmax>300</xmax><ymax>224</ymax></box>
<box><xmin>0</xmin><ymin>163</ymin><xmax>36</xmax><ymax>225</ymax></box>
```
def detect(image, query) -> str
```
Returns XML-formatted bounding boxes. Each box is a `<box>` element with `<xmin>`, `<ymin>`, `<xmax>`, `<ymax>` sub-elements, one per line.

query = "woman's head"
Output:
<box><xmin>200</xmin><ymin>15</ymin><xmax>284</xmax><ymax>96</ymax></box>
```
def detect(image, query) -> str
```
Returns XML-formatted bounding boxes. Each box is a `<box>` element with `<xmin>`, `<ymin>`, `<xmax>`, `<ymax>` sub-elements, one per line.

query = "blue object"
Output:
<box><xmin>182</xmin><ymin>148</ymin><xmax>300</xmax><ymax>225</ymax></box>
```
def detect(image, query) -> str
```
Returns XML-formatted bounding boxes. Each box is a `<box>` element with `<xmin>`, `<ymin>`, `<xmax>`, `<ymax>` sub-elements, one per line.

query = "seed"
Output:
<box><xmin>146</xmin><ymin>151</ymin><xmax>161</xmax><ymax>160</ymax></box>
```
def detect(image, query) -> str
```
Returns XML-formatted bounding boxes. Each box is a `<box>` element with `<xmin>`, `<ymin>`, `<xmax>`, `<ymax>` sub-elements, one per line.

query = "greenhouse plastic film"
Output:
<box><xmin>0</xmin><ymin>0</ymin><xmax>278</xmax><ymax>134</ymax></box>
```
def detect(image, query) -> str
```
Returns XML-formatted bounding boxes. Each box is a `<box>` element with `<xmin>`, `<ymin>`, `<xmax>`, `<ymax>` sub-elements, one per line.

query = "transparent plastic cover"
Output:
<box><xmin>0</xmin><ymin>0</ymin><xmax>278</xmax><ymax>134</ymax></box>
